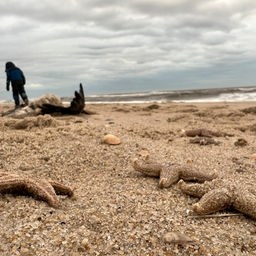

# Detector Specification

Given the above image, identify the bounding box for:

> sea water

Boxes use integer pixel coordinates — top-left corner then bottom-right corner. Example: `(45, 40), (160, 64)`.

(81, 86), (256, 104)
(2, 86), (256, 104)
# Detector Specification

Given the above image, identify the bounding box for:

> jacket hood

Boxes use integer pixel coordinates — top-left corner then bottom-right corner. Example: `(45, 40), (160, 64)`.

(5, 62), (16, 72)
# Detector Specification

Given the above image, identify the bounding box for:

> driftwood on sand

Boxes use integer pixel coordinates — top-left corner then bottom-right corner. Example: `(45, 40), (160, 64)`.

(39, 83), (85, 115)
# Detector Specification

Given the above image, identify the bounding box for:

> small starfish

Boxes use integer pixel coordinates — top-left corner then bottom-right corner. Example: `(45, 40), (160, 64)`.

(132, 158), (217, 188)
(189, 137), (221, 146)
(0, 172), (74, 208)
(185, 128), (221, 137)
(178, 178), (256, 219)
(185, 128), (233, 138)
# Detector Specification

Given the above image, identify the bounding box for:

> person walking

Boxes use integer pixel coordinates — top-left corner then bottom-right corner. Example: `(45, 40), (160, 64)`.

(5, 61), (29, 108)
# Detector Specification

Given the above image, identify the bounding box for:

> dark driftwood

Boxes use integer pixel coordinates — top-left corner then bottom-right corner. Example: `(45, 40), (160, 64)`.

(40, 83), (85, 115)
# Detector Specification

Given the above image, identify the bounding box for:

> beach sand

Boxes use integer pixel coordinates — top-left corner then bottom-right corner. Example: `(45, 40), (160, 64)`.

(1, 101), (256, 255)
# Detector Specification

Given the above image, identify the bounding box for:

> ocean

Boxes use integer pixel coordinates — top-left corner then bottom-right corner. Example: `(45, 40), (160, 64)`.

(1, 86), (256, 104)
(78, 86), (256, 104)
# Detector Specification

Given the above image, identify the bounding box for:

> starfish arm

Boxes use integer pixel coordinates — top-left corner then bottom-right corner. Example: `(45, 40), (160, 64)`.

(233, 188), (256, 220)
(132, 158), (162, 177)
(185, 128), (221, 138)
(178, 180), (211, 198)
(48, 180), (74, 197)
(185, 129), (203, 137)
(159, 165), (180, 188)
(192, 188), (233, 215)
(0, 176), (41, 194)
(35, 179), (60, 207)
(0, 177), (59, 207)
(201, 129), (214, 137)
(180, 167), (217, 183)
(0, 172), (18, 178)
(185, 128), (212, 137)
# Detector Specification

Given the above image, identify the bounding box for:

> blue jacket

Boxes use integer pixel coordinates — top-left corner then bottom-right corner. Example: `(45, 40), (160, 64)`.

(5, 62), (26, 88)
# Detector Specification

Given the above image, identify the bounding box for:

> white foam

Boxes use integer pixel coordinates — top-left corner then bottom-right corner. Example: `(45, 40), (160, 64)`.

(174, 92), (256, 103)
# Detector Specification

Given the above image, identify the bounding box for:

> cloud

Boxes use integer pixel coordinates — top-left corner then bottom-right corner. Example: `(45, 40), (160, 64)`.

(0, 0), (256, 100)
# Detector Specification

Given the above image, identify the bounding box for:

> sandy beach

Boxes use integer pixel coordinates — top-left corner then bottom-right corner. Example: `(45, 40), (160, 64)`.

(1, 101), (256, 255)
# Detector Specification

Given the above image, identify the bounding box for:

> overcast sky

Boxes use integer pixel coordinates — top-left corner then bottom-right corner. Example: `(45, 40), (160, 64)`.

(1, 0), (256, 99)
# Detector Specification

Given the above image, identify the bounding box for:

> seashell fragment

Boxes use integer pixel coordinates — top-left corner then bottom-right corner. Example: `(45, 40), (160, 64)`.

(102, 134), (121, 145)
(163, 232), (195, 245)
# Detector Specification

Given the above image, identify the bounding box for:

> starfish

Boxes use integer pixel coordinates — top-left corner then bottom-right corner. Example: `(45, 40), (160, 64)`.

(178, 178), (256, 219)
(185, 128), (233, 138)
(132, 158), (217, 188)
(189, 137), (221, 145)
(185, 128), (221, 137)
(0, 172), (74, 208)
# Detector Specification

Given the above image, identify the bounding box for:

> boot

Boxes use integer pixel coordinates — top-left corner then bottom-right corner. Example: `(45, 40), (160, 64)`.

(24, 99), (29, 106)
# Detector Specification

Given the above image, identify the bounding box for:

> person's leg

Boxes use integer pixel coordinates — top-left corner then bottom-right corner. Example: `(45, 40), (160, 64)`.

(11, 83), (20, 107)
(18, 85), (29, 106)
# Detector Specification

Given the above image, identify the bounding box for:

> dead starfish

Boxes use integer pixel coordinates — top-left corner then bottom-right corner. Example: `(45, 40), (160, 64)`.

(178, 178), (256, 219)
(185, 128), (233, 138)
(0, 172), (74, 208)
(185, 128), (222, 137)
(132, 158), (217, 188)
(189, 137), (221, 145)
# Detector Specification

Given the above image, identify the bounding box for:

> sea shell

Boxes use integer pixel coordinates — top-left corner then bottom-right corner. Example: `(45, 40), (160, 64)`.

(102, 134), (121, 145)
(163, 232), (195, 245)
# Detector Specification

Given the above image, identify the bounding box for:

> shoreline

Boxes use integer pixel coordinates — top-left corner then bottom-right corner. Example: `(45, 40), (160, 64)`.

(2, 85), (256, 105)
